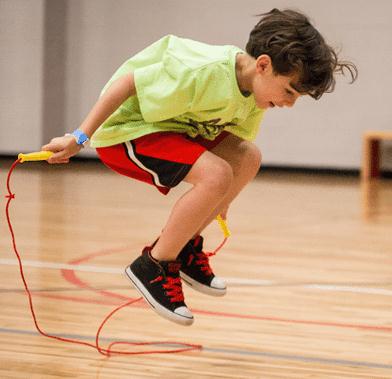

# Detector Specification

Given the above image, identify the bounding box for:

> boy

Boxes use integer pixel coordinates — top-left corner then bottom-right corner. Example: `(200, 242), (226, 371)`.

(42, 9), (357, 326)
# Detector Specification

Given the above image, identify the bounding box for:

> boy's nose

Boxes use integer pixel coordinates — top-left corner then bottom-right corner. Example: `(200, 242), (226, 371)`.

(286, 100), (295, 108)
(285, 96), (298, 108)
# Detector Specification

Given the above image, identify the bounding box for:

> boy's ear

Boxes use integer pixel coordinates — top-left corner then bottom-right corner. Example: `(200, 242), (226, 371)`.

(255, 54), (273, 74)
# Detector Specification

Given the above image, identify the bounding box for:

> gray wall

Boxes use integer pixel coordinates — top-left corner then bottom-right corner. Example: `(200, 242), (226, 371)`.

(1, 0), (391, 170)
(0, 0), (45, 153)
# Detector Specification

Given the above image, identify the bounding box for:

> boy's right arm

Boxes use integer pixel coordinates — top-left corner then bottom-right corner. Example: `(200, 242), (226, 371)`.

(42, 73), (136, 164)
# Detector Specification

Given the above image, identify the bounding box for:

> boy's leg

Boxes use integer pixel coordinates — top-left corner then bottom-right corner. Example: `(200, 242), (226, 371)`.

(177, 134), (261, 296)
(195, 134), (262, 233)
(148, 134), (261, 263)
(126, 150), (233, 320)
(150, 151), (233, 261)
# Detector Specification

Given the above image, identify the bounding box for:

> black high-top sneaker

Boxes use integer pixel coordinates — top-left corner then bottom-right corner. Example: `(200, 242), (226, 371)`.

(178, 236), (226, 297)
(125, 247), (194, 326)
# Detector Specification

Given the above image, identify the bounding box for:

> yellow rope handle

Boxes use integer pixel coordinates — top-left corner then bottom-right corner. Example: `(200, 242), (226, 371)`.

(216, 215), (231, 238)
(18, 151), (53, 163)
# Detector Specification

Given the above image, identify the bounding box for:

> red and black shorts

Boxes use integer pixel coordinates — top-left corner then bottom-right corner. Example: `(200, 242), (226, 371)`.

(96, 132), (228, 195)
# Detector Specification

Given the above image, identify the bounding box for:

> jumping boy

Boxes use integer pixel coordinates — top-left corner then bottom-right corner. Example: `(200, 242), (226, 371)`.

(42, 9), (357, 325)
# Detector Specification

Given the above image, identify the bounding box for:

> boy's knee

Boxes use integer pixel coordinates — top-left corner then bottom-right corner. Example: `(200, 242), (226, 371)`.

(203, 159), (233, 195)
(239, 142), (262, 174)
(248, 143), (262, 167)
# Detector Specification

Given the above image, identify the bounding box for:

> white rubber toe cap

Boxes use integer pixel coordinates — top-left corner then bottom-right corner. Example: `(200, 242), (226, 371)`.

(174, 306), (194, 325)
(211, 276), (226, 290)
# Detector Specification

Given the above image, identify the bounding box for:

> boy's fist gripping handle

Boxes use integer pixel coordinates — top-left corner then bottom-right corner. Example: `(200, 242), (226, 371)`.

(18, 151), (54, 163)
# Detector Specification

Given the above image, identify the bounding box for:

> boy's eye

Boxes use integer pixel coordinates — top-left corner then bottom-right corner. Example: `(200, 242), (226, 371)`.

(285, 89), (294, 96)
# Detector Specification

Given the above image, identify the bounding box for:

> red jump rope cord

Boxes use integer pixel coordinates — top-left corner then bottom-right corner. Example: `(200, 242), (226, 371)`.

(5, 159), (202, 356)
(206, 238), (228, 257)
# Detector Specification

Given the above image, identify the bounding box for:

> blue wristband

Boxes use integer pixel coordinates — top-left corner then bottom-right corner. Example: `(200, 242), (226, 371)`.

(69, 130), (89, 146)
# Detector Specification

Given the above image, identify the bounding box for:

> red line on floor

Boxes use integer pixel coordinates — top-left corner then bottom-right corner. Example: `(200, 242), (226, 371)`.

(56, 247), (392, 334)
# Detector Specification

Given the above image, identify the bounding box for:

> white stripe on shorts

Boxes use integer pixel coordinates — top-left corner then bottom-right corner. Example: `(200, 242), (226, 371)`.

(124, 141), (165, 187)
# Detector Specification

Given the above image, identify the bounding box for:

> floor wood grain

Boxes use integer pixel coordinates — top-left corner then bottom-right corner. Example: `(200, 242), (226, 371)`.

(1, 159), (391, 378)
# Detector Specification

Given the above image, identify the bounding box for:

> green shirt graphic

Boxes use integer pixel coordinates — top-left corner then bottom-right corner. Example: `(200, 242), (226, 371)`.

(90, 35), (264, 148)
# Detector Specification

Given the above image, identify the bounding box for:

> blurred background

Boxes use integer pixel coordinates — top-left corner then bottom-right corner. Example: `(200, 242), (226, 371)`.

(1, 0), (391, 172)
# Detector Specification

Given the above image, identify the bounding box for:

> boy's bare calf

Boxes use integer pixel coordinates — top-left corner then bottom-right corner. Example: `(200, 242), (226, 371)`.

(197, 134), (262, 232)
(150, 150), (234, 261)
(150, 134), (261, 261)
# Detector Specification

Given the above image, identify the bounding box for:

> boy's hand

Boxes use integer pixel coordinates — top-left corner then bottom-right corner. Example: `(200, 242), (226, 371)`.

(42, 135), (82, 164)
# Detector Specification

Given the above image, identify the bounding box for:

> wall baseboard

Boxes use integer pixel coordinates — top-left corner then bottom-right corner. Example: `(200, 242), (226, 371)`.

(259, 165), (392, 178)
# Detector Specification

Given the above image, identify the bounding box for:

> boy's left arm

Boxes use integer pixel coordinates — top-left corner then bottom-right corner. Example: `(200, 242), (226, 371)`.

(42, 73), (136, 164)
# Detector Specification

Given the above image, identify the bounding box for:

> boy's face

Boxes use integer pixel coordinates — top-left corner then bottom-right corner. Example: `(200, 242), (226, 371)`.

(252, 55), (302, 110)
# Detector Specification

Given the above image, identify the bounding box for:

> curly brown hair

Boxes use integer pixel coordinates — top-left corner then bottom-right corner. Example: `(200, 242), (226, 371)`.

(246, 9), (358, 99)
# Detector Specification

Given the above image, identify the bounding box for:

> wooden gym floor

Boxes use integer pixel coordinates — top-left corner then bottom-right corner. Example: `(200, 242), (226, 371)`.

(0, 158), (391, 378)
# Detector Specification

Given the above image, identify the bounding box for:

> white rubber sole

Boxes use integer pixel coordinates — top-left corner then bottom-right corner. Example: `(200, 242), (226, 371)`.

(180, 272), (227, 297)
(125, 266), (194, 326)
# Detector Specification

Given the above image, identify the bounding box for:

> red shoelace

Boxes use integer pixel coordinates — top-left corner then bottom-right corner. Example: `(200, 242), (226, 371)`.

(163, 276), (184, 303)
(194, 252), (213, 275)
(150, 274), (184, 303)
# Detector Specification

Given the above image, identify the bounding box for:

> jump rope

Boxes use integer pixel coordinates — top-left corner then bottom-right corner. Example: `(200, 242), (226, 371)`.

(5, 151), (231, 356)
